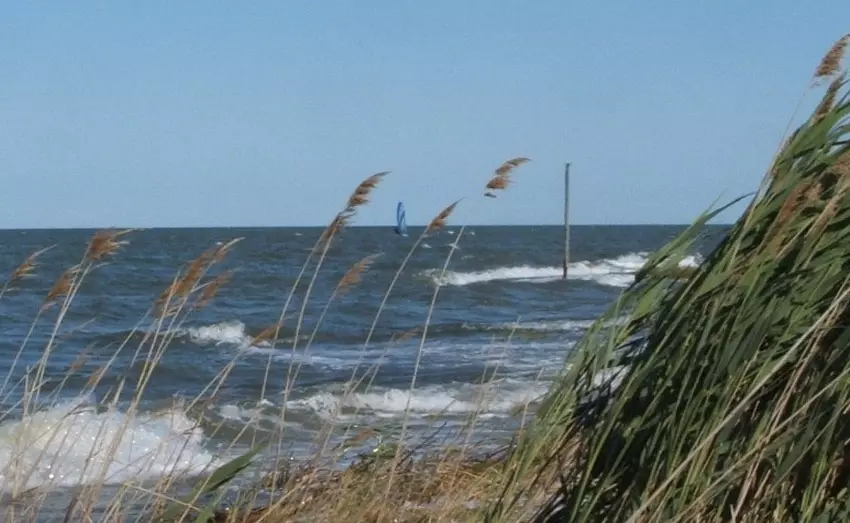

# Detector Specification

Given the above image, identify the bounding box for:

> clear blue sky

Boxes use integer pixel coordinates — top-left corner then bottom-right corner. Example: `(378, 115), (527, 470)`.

(1, 2), (848, 228)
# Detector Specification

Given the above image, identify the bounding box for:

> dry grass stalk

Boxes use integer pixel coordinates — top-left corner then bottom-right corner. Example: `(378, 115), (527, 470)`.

(830, 149), (850, 180)
(69, 346), (92, 373)
(253, 323), (280, 345)
(318, 213), (351, 248)
(195, 270), (234, 310)
(84, 365), (107, 390)
(345, 171), (389, 212)
(814, 34), (850, 82)
(426, 200), (460, 233)
(342, 428), (379, 449)
(156, 239), (242, 315)
(337, 253), (382, 295)
(775, 182), (812, 231)
(814, 72), (846, 123)
(807, 183), (848, 240)
(391, 326), (423, 343)
(495, 157), (531, 177)
(85, 229), (133, 262)
(484, 157), (531, 197)
(318, 172), (390, 249)
(7, 246), (54, 285)
(42, 265), (80, 310)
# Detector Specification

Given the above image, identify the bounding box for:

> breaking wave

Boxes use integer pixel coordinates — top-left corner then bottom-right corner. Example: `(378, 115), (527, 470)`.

(0, 396), (220, 492)
(286, 379), (548, 421)
(429, 252), (701, 288)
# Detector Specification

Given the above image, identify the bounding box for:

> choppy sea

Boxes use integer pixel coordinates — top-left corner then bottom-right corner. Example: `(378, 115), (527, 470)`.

(0, 225), (725, 518)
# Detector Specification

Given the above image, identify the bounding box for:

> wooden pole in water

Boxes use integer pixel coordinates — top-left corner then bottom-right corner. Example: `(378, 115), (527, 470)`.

(563, 162), (571, 280)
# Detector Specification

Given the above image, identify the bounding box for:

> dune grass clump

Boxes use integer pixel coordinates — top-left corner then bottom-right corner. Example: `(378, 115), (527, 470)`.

(476, 31), (850, 523)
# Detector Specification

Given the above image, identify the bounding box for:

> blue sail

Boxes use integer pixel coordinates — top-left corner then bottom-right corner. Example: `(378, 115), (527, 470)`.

(394, 201), (408, 236)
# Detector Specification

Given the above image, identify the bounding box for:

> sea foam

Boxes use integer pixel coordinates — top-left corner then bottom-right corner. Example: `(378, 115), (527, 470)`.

(0, 397), (220, 492)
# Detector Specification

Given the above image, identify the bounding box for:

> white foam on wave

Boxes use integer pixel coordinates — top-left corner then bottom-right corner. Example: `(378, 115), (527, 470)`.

(183, 320), (260, 347)
(214, 399), (302, 429)
(467, 318), (598, 333)
(0, 398), (220, 492)
(287, 379), (548, 421)
(180, 320), (307, 350)
(430, 252), (702, 288)
(241, 345), (351, 369)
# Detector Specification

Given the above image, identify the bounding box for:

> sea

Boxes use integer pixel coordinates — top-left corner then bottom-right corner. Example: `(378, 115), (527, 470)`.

(0, 225), (725, 518)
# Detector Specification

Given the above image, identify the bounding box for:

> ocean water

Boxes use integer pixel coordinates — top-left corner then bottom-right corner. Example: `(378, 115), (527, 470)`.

(0, 225), (724, 516)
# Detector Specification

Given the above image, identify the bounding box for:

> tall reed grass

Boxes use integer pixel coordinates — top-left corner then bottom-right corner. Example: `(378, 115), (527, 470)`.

(479, 31), (850, 523)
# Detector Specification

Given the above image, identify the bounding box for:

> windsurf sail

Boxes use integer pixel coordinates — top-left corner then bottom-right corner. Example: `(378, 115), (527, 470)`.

(394, 201), (408, 236)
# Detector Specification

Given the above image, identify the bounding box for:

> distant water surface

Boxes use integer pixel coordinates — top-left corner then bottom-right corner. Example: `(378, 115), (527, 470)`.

(0, 225), (726, 517)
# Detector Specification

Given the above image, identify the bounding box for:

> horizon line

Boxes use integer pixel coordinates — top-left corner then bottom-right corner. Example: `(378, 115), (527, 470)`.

(0, 222), (735, 232)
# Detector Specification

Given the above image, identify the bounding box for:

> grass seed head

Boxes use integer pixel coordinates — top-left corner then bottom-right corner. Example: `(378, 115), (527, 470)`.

(317, 172), (389, 251)
(814, 34), (850, 81)
(814, 72), (846, 123)
(86, 229), (133, 262)
(85, 365), (107, 390)
(337, 253), (382, 295)
(195, 270), (234, 310)
(808, 184), (848, 240)
(484, 157), (530, 197)
(43, 265), (80, 309)
(345, 171), (389, 213)
(8, 245), (54, 286)
(830, 148), (850, 180)
(318, 212), (351, 249)
(426, 200), (460, 234)
(495, 157), (531, 177)
(69, 345), (92, 373)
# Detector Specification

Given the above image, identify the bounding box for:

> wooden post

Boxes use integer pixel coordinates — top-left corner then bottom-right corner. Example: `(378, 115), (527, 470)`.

(563, 162), (570, 280)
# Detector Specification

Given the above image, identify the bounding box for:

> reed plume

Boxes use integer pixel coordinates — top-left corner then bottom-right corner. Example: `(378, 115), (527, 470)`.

(336, 254), (382, 296)
(85, 229), (133, 262)
(830, 149), (850, 180)
(42, 265), (80, 310)
(8, 246), (54, 284)
(156, 238), (242, 316)
(427, 200), (460, 233)
(483, 157), (531, 197)
(69, 346), (91, 374)
(0, 245), (55, 302)
(317, 172), (389, 249)
(814, 72), (846, 123)
(814, 34), (850, 82)
(195, 270), (234, 310)
(84, 365), (107, 390)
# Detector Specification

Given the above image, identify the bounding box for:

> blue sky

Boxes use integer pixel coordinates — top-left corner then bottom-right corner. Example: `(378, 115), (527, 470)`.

(1, 2), (848, 228)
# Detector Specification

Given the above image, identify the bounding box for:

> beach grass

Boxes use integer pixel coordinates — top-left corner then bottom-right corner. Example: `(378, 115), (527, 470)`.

(1, 31), (848, 523)
(487, 32), (850, 523)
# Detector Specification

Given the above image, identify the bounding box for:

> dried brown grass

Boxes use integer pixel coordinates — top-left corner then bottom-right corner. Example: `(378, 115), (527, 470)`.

(426, 200), (460, 233)
(484, 157), (531, 198)
(814, 72), (846, 122)
(337, 253), (382, 295)
(814, 34), (850, 82)
(85, 229), (133, 262)
(317, 171), (389, 249)
(5, 246), (54, 287)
